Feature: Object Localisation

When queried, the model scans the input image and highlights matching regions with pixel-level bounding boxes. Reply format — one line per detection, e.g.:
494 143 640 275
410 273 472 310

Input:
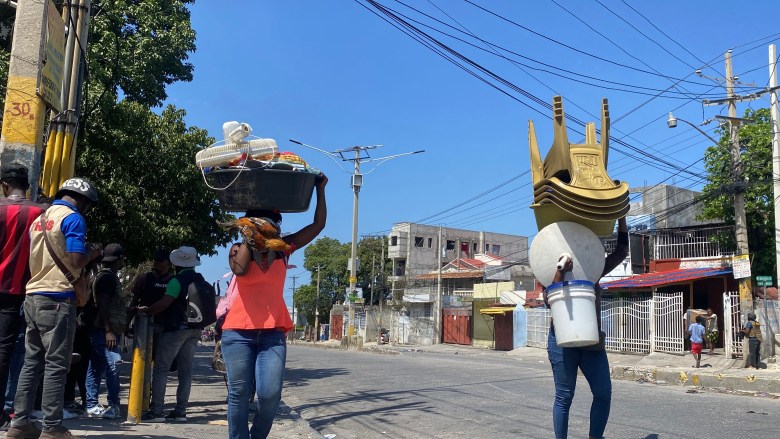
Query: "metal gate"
723 291 743 358
526 308 551 348
601 294 652 353
650 292 684 354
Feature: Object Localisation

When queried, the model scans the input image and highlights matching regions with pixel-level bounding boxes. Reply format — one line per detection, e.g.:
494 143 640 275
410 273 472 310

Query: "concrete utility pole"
290 274 300 335
327 144 423 342
314 266 321 342
724 51 754 318
0 0 48 195
434 225 443 344
379 236 385 328
769 44 780 295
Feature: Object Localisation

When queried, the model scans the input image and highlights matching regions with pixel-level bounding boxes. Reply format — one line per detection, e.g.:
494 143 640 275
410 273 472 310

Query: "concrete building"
628 184 710 230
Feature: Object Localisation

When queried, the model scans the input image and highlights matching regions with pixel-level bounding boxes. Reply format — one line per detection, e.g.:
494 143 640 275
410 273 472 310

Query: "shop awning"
479 306 516 315
601 267 733 290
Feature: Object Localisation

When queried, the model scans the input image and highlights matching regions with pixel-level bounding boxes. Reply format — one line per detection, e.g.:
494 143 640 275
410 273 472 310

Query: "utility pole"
370 254 376 307
347 146 363 339
434 225 444 344
769 44 780 297
379 236 385 328
0 0 49 196
322 144 424 343
724 51 754 319
314 266 322 342
289 274 300 338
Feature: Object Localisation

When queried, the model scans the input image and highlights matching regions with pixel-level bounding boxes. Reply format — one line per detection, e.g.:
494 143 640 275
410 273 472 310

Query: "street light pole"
348 147 361 338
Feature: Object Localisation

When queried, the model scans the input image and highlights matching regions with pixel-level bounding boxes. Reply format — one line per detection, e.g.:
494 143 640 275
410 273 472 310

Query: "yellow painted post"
142 318 154 412
126 313 150 423
40 121 59 195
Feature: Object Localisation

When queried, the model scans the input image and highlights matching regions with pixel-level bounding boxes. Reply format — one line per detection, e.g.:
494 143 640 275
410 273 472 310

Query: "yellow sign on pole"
37 0 65 112
349 276 357 284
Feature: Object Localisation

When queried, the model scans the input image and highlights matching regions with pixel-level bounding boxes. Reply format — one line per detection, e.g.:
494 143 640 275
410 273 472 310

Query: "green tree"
356 236 392 305
294 236 394 323
699 108 775 277
79 102 233 263
0 1 233 263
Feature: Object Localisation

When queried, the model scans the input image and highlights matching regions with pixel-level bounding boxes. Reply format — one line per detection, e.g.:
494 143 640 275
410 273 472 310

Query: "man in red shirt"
0 163 45 430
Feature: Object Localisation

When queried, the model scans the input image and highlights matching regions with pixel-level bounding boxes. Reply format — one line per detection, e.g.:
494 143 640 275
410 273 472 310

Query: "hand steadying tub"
543 216 628 439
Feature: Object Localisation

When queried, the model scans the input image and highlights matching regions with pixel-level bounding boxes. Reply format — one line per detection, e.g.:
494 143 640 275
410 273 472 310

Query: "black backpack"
77 269 111 328
186 273 217 329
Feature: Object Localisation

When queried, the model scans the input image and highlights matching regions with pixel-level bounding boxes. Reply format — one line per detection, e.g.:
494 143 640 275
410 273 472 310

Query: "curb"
289 340 400 355
611 365 780 396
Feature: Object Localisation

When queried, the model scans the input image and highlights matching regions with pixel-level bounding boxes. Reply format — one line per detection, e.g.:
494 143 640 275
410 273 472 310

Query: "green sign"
756 275 772 286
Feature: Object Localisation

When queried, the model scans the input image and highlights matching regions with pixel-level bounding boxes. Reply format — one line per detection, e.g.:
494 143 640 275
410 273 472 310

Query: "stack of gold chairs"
528 96 629 237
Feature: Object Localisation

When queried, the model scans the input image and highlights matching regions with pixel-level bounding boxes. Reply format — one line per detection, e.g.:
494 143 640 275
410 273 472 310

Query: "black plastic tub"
208 168 316 213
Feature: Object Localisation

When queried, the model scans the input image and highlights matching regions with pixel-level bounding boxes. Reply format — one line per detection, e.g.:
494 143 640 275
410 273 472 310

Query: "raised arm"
602 216 629 277
285 174 328 249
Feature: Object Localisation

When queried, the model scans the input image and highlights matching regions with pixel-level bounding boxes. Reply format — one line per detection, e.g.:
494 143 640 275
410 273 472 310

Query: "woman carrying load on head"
222 174 327 439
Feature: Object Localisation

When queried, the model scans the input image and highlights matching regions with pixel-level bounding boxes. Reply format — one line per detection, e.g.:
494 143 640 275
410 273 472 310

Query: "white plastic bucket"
547 280 600 347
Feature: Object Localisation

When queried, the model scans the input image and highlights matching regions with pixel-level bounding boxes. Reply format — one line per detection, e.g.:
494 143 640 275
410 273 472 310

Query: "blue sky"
164 1 780 300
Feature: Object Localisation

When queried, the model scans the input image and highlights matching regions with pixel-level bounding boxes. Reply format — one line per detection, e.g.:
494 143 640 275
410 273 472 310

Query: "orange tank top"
222 250 294 332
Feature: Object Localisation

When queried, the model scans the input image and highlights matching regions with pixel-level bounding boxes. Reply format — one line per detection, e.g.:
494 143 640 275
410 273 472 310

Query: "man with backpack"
138 246 214 423
84 244 127 419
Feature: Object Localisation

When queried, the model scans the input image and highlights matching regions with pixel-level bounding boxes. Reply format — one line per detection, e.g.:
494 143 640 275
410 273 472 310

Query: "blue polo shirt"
29 200 87 300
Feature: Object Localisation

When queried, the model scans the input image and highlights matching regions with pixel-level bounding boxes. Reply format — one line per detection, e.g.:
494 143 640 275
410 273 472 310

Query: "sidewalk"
2 345 323 439
300 339 780 396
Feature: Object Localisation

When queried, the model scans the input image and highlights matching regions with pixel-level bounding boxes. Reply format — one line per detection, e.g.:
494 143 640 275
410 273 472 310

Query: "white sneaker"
86 405 105 418
63 409 80 420
102 405 120 420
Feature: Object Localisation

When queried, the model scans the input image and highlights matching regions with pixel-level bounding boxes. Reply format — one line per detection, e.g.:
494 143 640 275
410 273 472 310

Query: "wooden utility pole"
0 0 48 195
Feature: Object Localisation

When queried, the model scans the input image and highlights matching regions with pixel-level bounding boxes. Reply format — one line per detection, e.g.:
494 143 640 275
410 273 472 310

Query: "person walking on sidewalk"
741 312 763 369
84 244 127 420
688 316 705 368
138 246 203 423
0 163 46 431
223 174 328 439
544 216 628 439
6 178 101 439
703 308 718 355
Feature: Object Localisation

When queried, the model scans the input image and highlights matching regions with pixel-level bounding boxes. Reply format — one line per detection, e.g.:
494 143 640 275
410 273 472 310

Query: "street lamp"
666 112 720 144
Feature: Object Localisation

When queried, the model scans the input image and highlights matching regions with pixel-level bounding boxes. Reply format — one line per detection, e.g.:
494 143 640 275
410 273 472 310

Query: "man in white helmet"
6 178 102 439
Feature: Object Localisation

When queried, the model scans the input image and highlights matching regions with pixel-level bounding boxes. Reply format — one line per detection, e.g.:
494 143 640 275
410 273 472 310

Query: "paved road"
283 346 780 439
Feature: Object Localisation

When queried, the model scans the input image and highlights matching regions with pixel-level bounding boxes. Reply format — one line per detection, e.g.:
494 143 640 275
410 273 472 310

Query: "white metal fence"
723 291 743 358
650 292 684 354
601 294 652 354
526 308 551 348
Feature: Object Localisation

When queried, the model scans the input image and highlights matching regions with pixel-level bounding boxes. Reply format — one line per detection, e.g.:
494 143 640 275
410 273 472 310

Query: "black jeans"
11 295 77 431
64 325 91 406
748 338 761 368
0 293 25 410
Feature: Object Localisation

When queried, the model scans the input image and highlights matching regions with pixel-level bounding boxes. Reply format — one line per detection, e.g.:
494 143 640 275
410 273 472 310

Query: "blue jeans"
547 328 611 439
221 329 286 439
4 323 25 412
85 329 122 408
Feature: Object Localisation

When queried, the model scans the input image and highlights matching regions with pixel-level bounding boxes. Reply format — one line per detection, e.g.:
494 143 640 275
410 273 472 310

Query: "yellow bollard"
126 313 150 423
142 317 155 412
